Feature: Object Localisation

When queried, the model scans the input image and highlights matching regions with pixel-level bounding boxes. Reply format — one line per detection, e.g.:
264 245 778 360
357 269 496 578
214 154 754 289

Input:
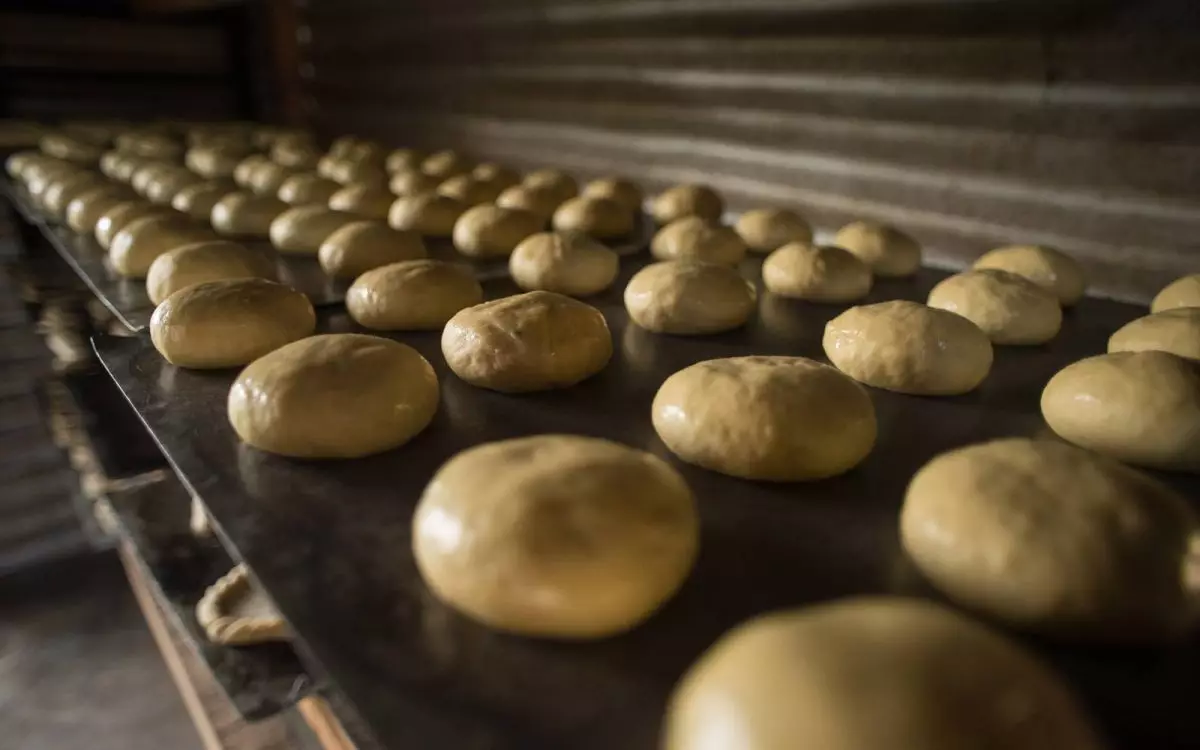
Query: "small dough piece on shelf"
65 184 134 234
833 221 921 278
171 181 233 222
146 240 277 305
318 221 427 279
471 162 520 191
510 231 619 297
552 196 635 239
269 206 355 255
625 260 755 334
650 183 723 225
386 148 424 173
388 192 467 237
521 168 578 203
495 184 563 222
144 167 203 206
184 146 247 180
248 162 301 196
1151 273 1200 313
94 201 173 250
438 174 502 206
651 216 747 266
452 205 543 258
277 173 340 206
762 242 871 303
233 154 271 188
328 183 395 219
972 244 1085 306
581 177 643 213
211 191 289 239
1108 308 1200 361
348 260 482 330
735 208 813 253
196 564 289 645
420 149 470 180
109 214 215 279
927 269 1062 345
389 169 440 197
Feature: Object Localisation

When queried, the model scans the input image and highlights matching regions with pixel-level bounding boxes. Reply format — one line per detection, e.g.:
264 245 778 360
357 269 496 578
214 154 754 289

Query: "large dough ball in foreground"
927 269 1062 345
902 438 1198 643
110 214 215 279
735 208 812 253
318 221 426 279
347 260 482 331
413 435 698 638
442 291 612 392
833 221 921 278
268 206 354 254
664 597 1107 750
328 183 394 219
151 279 315 368
653 356 876 480
651 216 747 266
625 261 755 335
146 240 277 305
762 242 871 303
95 201 173 250
1151 273 1200 313
824 300 993 395
973 244 1085 306
1108 308 1200 361
650 183 723 225
551 196 634 239
171 181 232 222
452 205 543 258
388 192 467 237
229 334 438 458
509 231 619 297
1041 351 1200 472
581 177 643 213
211 192 289 239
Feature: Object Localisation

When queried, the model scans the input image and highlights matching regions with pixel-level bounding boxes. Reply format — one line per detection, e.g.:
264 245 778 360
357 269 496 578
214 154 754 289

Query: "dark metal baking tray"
95 257 1199 750
59 365 167 479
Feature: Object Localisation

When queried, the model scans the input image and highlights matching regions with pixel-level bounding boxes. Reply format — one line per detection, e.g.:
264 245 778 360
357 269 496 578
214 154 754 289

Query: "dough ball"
270 140 320 170
65 185 133 234
326 158 386 188
111 153 151 183
552 196 634 239
388 193 467 237
95 201 172 250
348 260 481 331
1152 273 1200 313
128 162 171 195
625 261 755 334
170 181 231 222
650 183 724 225
927 269 1062 345
651 216 748 266
442 291 612 392
318 221 426 279
654 356 876 480
185 146 246 180
509 231 619 297
151 279 315 368
664 597 1107 750
40 134 102 164
5 150 39 179
762 242 872 303
42 172 105 218
144 167 202 206
389 169 439 197
228 334 438 458
269 206 354 255
277 173 339 206
452 205 543 258
211 192 289 239
328 183 394 219
581 177 643 213
420 150 470 180
110 214 215 279
233 154 271 188
248 162 302 196
386 148 423 173
735 208 813 253
521 169 578 203
413 435 698 638
146 240 277 305
824 301 993 395
470 162 520 190
1041 351 1200 472
833 221 921 278
902 438 1198 642
972 245 1085 306
437 174 501 206
1108 308 1200 361
495 184 563 222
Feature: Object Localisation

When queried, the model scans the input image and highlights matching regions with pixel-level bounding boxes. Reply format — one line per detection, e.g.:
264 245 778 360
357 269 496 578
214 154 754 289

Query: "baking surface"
96 255 1200 750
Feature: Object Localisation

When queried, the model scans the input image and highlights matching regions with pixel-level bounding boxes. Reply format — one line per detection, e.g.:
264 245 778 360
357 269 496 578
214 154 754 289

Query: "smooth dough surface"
248 162 301 196
233 155 271 188
452 205 543 258
171 182 233 222
66 185 133 234
95 201 173 250
211 192 289 239
228 334 438 458
509 231 619 297
317 221 426 279
972 245 1085 306
388 193 467 237
1152 274 1200 313
551 196 634 239
470 162 520 189
42 172 106 218
386 148 423 173
496 184 563 222
269 206 354 255
1108 308 1200 361
762 242 871 303
833 221 921 278
651 216 747 266
581 177 643 213
927 269 1062 345
653 356 876 480
347 260 482 331
1041 351 1200 472
420 150 469 180
412 435 698 638
144 168 202 206
277 173 340 206
521 169 578 203
110 214 215 278
735 208 813 253
389 170 439 197
442 291 612 392
146 240 277 305
438 175 501 206
625 261 755 334
650 184 723 225
902 438 1198 643
823 300 993 395
328 183 394 219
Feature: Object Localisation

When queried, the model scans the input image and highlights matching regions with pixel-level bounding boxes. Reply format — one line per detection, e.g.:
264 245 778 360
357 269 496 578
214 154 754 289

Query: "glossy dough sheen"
146 241 277 305
664 598 1108 750
211 192 289 239
172 182 233 222
653 356 877 481
388 193 467 237
412 435 699 638
735 208 813 253
833 221 922 278
228 334 439 458
1152 274 1200 313
1108 308 1200 361
452 205 543 258
972 245 1086 306
66 185 132 234
329 183 394 219
902 438 1198 643
441 291 612 392
651 217 747 266
551 196 634 239
278 174 340 206
317 221 427 279
581 177 643 213
496 185 563 222
823 300 993 395
625 261 755 334
269 206 354 255
347 260 482 331
521 169 578 202
95 201 172 250
926 269 1063 345
109 214 214 279
509 231 619 297
762 243 872 303
651 184 723 224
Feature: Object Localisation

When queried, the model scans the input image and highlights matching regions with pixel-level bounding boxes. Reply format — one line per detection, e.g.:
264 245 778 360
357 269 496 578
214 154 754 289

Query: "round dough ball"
972 245 1085 306
269 206 354 255
509 231 619 297
1108 308 1200 361
413 435 698 638
663 597 1107 750
110 214 214 279
185 146 246 180
551 196 634 239
927 269 1062 345
40 134 102 164
902 438 1198 642
625 261 755 335
347 260 481 331
389 169 439 197
171 181 232 221
233 154 271 188
521 169 578 203
437 175 500 206
110 153 150 182
581 177 643 213
470 162 520 190
42 172 105 218
130 162 175 196
317 221 426 279
146 240 277 305
824 301 993 395
151 279 315 368
1152 273 1200 313
94 201 172 250
211 192 289 239
326 159 387 188
386 148 423 173
5 150 39 179
651 216 747 266
328 183 394 219
270 140 320 170
65 184 133 234
654 356 877 480
248 162 301 196
452 205 543 258
833 221 921 278
1041 351 1200 472
277 173 339 206
495 184 562 222
762 242 872 303
144 168 202 206
650 183 723 225
420 150 469 180
735 208 813 253
442 291 612 392
388 193 467 237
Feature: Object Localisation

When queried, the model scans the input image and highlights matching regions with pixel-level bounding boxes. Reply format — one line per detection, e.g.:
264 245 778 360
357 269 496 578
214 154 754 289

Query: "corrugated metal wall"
299 0 1200 302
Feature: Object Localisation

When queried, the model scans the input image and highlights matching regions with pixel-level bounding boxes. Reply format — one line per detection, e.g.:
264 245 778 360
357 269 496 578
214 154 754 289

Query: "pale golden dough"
211 192 289 239
973 244 1086 306
442 291 612 392
452 205 543 258
270 140 320 170
41 172 105 218
5 150 39 179
171 182 233 222
735 208 813 253
40 134 102 164
551 196 634 239
347 260 482 331
495 184 563 222
277 173 340 206
581 177 643 213
109 214 215 279
65 184 134 234
927 269 1062 345
110 153 151 182
437 175 502 206
651 216 747 266
144 168 203 206
389 170 439 197
248 162 301 196
95 201 173 250
625 261 755 335
470 162 520 190
116 133 181 160
521 169 578 203
653 356 876 481
902 438 1198 643
509 231 619 297
1152 274 1200 312
412 435 698 638
328 183 394 219
326 159 387 188
388 193 467 237
233 154 271 188
269 206 354 255
1108 308 1200 361
762 242 872 303
185 146 248 180
151 279 314 368
650 183 724 224
317 221 427 279
834 221 921 278
228 334 438 458
420 149 470 180
146 241 277 305
385 148 423 173
130 163 175 196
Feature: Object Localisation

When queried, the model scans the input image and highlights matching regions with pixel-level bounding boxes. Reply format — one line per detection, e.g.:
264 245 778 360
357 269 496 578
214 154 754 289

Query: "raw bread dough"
663 597 1107 750
437 174 501 206
521 169 578 202
5 150 38 178
823 300 993 395
269 206 354 254
328 183 394 219
762 242 872 303
130 163 174 196
389 170 440 197
651 217 747 266
927 269 1062 345
421 150 470 180
471 162 520 189
1152 274 1200 313
195 564 289 645
973 245 1085 306
625 261 755 334
388 193 467 237
109 214 215 278
171 181 232 222
146 240 277 305
386 148 423 173
348 260 482 330
509 231 619 297
495 184 563 221
1108 308 1200 361
233 154 271 188
65 185 133 234
211 192 289 239
184 146 245 180
42 172 105 218
412 434 698 638
735 208 813 253
270 140 319 170
151 279 315 368
650 184 723 225
581 177 643 213
318 221 427 279
277 173 340 206
653 356 877 480
144 168 203 206
94 201 172 250
834 221 921 278
452 205 543 258
1041 351 1200 472
902 438 1198 642
442 291 612 392
551 196 634 239
228 333 438 458
40 134 102 164
248 162 301 196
